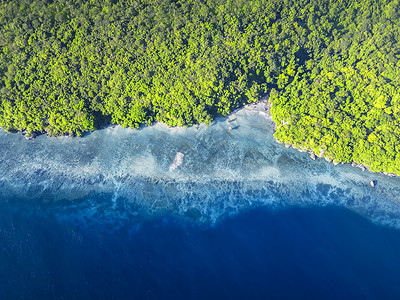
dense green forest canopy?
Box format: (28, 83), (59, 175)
(0, 0), (399, 174)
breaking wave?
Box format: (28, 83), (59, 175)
(1, 103), (400, 229)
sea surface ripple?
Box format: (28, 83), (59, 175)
(0, 103), (400, 229)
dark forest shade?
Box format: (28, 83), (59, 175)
(0, 0), (400, 173)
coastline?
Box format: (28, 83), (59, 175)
(2, 98), (400, 228)
(267, 107), (399, 178)
(13, 96), (271, 140)
(7, 93), (399, 179)
(226, 96), (399, 179)
(283, 142), (399, 178)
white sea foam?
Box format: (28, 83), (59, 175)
(1, 102), (400, 228)
(169, 152), (184, 172)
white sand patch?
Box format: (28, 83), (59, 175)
(169, 152), (185, 172)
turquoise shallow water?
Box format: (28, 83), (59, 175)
(1, 103), (399, 227)
(1, 103), (400, 298)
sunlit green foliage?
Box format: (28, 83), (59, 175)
(0, 0), (399, 173)
(0, 0), (288, 136)
(270, 0), (400, 174)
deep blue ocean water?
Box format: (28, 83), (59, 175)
(2, 203), (400, 299)
(2, 103), (400, 299)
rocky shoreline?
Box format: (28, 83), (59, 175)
(273, 132), (399, 178)
(265, 101), (399, 179)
